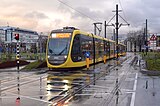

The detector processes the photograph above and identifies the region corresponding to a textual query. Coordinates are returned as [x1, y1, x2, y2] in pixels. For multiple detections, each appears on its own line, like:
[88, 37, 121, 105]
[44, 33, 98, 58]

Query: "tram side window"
[94, 38, 97, 58]
[119, 45, 122, 54]
[94, 38, 101, 59]
[71, 34, 82, 62]
[94, 38, 100, 59]
[123, 46, 126, 52]
[81, 35, 93, 61]
[105, 41, 110, 56]
[110, 42, 114, 56]
[99, 39, 104, 58]
[104, 40, 107, 55]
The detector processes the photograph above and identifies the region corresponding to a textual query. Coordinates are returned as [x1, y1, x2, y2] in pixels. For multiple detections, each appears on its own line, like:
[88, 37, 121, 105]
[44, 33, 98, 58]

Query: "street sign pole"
[15, 33, 20, 71]
[16, 40, 20, 70]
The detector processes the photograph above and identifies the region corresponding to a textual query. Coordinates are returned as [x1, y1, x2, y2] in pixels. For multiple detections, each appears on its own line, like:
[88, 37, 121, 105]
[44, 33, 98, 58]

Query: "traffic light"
[14, 34, 19, 40]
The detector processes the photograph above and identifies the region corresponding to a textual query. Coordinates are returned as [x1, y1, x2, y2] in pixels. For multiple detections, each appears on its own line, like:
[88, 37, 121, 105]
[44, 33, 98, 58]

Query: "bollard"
[139, 59, 141, 71]
[85, 51, 90, 69]
[86, 58, 89, 69]
[146, 80, 148, 89]
[103, 56, 107, 64]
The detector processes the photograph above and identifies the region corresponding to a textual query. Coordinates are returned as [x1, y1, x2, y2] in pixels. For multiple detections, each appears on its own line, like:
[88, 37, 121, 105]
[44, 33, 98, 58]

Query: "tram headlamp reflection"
[47, 84, 52, 91]
[63, 84, 70, 91]
[63, 80, 69, 83]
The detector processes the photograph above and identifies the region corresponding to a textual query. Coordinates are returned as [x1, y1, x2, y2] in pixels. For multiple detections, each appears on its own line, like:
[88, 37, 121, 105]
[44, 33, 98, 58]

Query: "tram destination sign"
[51, 33, 71, 38]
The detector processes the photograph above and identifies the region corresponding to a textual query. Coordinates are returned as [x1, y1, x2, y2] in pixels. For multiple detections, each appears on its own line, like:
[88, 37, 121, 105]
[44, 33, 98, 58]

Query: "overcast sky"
[0, 0, 159, 37]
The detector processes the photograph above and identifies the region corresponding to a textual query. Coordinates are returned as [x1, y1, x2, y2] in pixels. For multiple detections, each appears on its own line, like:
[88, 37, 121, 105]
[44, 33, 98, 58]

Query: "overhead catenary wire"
[118, 0, 128, 21]
[118, 14, 129, 25]
[106, 14, 116, 26]
[57, 0, 97, 22]
[116, 0, 130, 34]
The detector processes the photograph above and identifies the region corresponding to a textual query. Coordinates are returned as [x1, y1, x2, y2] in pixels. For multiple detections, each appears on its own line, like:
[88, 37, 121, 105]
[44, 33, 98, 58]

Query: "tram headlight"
[48, 55, 50, 59]
[64, 55, 67, 59]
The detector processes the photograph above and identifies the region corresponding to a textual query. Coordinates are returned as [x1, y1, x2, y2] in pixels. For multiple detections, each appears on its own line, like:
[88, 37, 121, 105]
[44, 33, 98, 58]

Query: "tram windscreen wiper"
[58, 46, 67, 55]
[49, 49, 56, 55]
[49, 49, 53, 54]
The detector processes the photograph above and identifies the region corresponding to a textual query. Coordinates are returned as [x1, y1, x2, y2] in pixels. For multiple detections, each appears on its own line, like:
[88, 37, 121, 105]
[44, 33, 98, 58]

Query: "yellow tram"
[46, 27, 126, 69]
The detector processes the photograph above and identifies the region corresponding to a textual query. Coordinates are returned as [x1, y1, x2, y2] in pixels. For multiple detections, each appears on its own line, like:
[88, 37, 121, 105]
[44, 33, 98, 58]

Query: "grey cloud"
[1, 0, 159, 33]
[71, 7, 99, 19]
[25, 11, 48, 19]
[52, 19, 63, 27]
[71, 0, 160, 33]
[57, 1, 72, 13]
[71, 6, 113, 22]
[114, 0, 160, 33]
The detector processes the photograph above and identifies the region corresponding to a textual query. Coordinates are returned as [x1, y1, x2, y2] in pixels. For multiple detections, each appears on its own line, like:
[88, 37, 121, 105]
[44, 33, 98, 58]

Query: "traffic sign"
[150, 34, 157, 41]
[85, 51, 90, 58]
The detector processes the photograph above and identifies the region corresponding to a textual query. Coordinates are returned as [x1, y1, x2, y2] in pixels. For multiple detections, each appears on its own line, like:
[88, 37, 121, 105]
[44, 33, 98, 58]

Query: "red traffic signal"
[14, 34, 19, 40]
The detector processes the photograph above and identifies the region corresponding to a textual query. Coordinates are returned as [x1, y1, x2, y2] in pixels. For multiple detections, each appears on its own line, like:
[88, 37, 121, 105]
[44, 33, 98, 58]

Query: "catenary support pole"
[115, 4, 119, 106]
[146, 19, 148, 55]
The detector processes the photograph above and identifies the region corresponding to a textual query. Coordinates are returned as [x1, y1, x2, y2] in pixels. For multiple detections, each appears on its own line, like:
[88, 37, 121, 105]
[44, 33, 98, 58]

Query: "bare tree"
[126, 29, 144, 52]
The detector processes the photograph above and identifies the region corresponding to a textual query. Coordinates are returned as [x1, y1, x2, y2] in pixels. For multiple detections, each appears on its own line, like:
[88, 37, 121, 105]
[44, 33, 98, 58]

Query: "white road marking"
[130, 73, 138, 106]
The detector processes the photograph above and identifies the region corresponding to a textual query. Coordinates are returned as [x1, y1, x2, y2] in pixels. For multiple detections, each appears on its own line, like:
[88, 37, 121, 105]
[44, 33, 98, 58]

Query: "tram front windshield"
[48, 33, 71, 56]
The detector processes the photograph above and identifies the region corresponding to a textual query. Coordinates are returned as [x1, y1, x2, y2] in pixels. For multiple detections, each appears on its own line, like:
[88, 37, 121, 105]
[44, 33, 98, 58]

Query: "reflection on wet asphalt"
[0, 56, 129, 106]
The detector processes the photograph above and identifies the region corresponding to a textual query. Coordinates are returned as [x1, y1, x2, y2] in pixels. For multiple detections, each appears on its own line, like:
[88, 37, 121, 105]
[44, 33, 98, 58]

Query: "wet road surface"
[0, 53, 160, 106]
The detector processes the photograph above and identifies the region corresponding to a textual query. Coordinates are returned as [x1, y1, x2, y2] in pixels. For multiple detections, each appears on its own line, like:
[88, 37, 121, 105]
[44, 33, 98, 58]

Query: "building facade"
[0, 26, 47, 53]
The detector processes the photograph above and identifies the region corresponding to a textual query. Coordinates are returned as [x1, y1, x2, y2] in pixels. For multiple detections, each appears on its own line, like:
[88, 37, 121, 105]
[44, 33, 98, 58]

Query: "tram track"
[0, 73, 38, 84]
[0, 69, 48, 84]
[47, 54, 134, 106]
[49, 56, 129, 105]
[0, 55, 133, 106]
[0, 71, 48, 92]
[0, 68, 48, 84]
[102, 55, 138, 105]
[1, 76, 47, 92]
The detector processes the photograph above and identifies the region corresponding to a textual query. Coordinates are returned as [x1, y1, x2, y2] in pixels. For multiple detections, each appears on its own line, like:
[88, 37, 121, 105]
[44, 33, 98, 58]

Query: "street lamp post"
[38, 32, 43, 61]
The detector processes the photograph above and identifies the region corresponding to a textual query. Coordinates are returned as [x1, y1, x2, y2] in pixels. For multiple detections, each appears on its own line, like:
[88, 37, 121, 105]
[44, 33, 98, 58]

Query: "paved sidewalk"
[135, 73, 160, 106]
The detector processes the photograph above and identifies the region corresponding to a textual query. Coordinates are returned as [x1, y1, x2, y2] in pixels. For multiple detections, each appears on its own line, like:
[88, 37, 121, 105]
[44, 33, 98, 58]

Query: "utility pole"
[39, 32, 42, 61]
[94, 23, 96, 35]
[104, 21, 107, 38]
[115, 4, 119, 106]
[146, 19, 148, 55]
[143, 28, 146, 54]
[105, 4, 129, 105]
[116, 4, 119, 61]
[113, 29, 115, 41]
